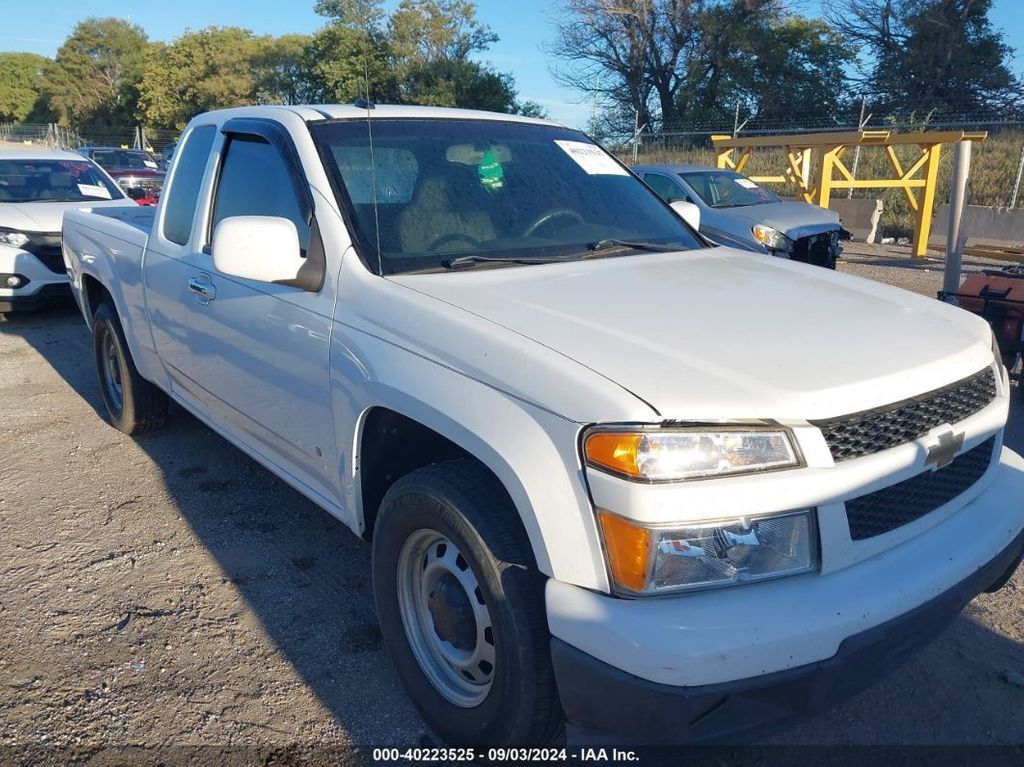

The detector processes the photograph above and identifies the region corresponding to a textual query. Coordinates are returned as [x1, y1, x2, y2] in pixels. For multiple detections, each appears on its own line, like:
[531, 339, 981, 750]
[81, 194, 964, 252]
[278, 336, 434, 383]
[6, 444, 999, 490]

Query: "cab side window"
[211, 135, 310, 253]
[162, 125, 216, 245]
[643, 172, 688, 204]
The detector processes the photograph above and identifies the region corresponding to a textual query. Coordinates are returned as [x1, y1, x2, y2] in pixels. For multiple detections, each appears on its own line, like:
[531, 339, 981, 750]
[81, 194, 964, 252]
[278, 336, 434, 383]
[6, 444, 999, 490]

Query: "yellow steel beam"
[827, 179, 928, 188]
[735, 147, 752, 174]
[710, 129, 987, 149]
[913, 143, 943, 257]
[817, 147, 837, 208]
[709, 130, 987, 259]
[711, 131, 890, 148]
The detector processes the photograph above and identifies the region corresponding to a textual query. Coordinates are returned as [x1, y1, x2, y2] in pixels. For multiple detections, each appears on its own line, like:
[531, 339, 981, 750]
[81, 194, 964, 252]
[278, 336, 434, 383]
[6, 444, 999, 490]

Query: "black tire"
[372, 459, 562, 747]
[92, 301, 168, 434]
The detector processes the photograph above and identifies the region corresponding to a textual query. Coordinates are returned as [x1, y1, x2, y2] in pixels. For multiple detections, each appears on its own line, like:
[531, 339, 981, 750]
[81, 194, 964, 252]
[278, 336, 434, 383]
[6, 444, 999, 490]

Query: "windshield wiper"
[442, 240, 682, 270]
[442, 254, 562, 270]
[588, 238, 680, 253]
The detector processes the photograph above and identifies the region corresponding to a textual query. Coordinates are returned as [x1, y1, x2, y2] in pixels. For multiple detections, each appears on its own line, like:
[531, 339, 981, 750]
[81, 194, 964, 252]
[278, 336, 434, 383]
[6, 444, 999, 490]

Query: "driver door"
[178, 125, 340, 505]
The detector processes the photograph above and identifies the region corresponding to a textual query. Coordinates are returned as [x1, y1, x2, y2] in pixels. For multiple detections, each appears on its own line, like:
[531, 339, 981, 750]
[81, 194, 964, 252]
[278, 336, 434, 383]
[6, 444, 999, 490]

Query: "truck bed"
[62, 205, 157, 339]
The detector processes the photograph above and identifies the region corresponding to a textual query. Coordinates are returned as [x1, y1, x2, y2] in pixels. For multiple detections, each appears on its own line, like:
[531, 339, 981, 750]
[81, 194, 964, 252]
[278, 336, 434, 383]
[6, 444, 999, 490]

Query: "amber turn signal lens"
[597, 511, 652, 592]
[585, 432, 643, 478]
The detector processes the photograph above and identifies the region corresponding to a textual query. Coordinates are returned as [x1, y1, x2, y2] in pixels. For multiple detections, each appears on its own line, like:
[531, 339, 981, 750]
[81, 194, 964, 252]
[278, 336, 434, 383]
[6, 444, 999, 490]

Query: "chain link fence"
[619, 112, 1024, 238]
[0, 123, 180, 153]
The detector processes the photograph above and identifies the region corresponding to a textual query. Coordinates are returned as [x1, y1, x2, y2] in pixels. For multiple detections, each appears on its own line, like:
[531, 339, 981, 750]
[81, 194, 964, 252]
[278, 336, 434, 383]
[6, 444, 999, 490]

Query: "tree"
[314, 0, 387, 29]
[403, 59, 519, 110]
[138, 27, 266, 129]
[47, 18, 151, 126]
[550, 0, 662, 134]
[827, 0, 1022, 115]
[551, 0, 851, 134]
[389, 0, 497, 66]
[310, 0, 529, 113]
[253, 34, 319, 105]
[0, 53, 52, 122]
[306, 2, 399, 103]
[675, 15, 852, 126]
[388, 0, 517, 110]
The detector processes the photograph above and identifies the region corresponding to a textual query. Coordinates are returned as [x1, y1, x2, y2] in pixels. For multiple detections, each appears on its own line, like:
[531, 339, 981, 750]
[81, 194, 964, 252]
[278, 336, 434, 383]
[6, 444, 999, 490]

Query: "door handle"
[188, 276, 216, 304]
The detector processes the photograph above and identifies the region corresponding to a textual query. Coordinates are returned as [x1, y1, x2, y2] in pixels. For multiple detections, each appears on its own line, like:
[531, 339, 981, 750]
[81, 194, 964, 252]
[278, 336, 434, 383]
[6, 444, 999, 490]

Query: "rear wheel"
[372, 459, 562, 746]
[93, 302, 168, 434]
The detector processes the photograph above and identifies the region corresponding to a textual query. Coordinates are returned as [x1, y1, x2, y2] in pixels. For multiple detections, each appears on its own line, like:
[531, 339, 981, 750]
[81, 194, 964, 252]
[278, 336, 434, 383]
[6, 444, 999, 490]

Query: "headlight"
[584, 426, 800, 482]
[0, 229, 30, 249]
[598, 509, 817, 595]
[752, 224, 793, 252]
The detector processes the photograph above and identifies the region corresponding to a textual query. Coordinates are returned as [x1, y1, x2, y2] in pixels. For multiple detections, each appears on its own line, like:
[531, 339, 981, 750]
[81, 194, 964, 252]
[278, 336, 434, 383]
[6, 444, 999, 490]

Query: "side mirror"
[211, 216, 306, 286]
[670, 200, 701, 231]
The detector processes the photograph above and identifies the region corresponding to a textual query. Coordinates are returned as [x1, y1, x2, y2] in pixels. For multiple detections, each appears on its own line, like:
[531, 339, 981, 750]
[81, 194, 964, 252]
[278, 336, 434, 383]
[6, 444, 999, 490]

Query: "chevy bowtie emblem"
[925, 429, 964, 469]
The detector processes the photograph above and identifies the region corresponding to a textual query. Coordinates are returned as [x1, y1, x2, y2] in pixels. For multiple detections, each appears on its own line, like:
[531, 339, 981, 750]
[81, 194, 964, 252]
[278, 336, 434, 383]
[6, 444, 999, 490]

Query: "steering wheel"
[427, 233, 483, 252]
[522, 208, 585, 238]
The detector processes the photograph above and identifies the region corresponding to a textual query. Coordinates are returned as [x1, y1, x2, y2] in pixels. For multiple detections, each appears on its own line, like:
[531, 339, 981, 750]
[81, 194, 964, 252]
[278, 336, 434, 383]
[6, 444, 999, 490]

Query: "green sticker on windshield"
[478, 147, 505, 192]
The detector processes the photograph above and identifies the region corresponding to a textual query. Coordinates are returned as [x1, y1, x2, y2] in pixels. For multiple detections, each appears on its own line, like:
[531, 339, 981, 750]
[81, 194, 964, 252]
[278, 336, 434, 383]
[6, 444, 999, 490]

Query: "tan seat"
[399, 175, 495, 253]
[38, 172, 76, 199]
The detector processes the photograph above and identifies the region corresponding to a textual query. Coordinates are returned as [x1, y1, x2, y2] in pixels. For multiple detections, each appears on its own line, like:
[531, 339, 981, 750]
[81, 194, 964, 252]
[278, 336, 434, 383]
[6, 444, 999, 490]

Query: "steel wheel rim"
[101, 329, 123, 413]
[396, 529, 495, 707]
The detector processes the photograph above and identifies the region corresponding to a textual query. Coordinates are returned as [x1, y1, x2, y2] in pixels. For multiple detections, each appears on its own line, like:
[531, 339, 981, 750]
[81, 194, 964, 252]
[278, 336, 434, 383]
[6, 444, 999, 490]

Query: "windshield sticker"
[77, 183, 111, 199]
[734, 178, 759, 189]
[555, 140, 628, 176]
[478, 147, 505, 192]
[143, 160, 158, 169]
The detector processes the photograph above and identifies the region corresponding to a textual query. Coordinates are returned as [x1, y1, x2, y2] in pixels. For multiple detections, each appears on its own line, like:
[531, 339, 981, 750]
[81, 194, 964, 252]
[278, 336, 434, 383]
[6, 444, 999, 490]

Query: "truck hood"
[393, 249, 993, 421]
[722, 200, 841, 239]
[0, 199, 136, 234]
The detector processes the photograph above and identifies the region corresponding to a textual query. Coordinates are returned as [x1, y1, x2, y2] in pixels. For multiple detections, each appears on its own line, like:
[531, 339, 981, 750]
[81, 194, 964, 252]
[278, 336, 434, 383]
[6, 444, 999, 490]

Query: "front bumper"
[0, 245, 71, 313]
[553, 526, 1023, 744]
[548, 445, 1024, 743]
[0, 282, 72, 313]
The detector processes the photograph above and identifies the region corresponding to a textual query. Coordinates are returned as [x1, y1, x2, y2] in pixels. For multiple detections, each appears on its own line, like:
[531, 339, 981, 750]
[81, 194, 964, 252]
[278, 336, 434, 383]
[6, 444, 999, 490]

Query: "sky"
[0, 0, 1022, 130]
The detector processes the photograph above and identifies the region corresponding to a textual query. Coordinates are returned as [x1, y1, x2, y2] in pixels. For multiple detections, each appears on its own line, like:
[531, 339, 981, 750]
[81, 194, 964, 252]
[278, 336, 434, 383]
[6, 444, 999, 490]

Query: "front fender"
[330, 326, 609, 592]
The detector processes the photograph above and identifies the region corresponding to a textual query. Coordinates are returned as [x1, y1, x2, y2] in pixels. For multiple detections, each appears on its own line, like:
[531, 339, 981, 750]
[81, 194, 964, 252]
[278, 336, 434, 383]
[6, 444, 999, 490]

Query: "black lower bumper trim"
[0, 283, 72, 313]
[553, 529, 1024, 745]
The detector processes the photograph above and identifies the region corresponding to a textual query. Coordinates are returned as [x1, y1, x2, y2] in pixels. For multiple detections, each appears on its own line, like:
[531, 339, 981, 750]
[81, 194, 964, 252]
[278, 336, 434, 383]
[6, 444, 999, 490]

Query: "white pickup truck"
[62, 104, 1023, 747]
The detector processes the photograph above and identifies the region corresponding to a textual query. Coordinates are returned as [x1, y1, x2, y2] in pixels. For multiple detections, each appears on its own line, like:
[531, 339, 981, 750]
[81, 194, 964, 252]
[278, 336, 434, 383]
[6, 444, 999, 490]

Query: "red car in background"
[77, 147, 165, 206]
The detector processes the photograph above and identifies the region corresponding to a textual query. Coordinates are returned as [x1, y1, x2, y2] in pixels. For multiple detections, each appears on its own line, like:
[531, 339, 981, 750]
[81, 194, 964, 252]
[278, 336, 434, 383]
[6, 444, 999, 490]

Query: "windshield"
[312, 118, 704, 274]
[0, 159, 124, 203]
[680, 170, 780, 208]
[90, 149, 159, 170]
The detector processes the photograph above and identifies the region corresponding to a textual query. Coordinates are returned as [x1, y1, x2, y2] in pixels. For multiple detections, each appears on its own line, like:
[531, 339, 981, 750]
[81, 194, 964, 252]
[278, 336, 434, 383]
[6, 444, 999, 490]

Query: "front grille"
[22, 233, 67, 274]
[814, 368, 997, 462]
[845, 436, 995, 540]
[31, 246, 66, 274]
[792, 229, 839, 266]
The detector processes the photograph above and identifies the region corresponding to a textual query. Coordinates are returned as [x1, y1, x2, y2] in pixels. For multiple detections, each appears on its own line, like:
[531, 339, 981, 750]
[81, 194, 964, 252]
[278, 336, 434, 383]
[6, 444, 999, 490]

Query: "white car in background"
[0, 148, 136, 314]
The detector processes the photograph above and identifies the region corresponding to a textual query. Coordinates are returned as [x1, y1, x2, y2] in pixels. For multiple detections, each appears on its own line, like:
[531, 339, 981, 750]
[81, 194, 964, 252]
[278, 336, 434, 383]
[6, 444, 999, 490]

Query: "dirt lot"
[1, 249, 1022, 759]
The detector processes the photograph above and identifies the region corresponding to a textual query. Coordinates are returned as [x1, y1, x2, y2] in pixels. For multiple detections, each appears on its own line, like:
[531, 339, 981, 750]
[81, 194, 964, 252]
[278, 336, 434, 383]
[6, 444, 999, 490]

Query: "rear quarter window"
[162, 125, 216, 246]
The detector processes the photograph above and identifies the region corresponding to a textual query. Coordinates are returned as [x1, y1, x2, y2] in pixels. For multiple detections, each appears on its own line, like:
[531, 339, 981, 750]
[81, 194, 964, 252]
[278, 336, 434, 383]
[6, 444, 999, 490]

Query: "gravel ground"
[838, 240, 1022, 297]
[1, 251, 1022, 760]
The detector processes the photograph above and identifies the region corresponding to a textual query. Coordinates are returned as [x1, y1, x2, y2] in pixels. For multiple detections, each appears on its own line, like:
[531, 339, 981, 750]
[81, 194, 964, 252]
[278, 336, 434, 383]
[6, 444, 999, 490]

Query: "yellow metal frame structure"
[711, 130, 988, 257]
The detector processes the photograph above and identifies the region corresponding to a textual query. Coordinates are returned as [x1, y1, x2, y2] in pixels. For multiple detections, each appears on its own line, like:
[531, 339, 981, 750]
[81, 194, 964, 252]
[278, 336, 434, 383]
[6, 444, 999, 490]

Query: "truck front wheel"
[92, 302, 168, 435]
[372, 459, 562, 747]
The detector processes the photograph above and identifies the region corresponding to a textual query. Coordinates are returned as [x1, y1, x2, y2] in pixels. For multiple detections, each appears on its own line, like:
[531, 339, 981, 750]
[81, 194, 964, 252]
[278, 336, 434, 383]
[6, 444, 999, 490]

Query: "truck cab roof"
[194, 103, 565, 128]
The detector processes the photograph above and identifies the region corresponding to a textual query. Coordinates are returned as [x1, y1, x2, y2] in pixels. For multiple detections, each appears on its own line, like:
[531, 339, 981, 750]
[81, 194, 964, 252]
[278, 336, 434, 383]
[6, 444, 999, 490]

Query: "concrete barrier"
[929, 204, 1024, 249]
[783, 197, 883, 243]
[831, 198, 883, 243]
